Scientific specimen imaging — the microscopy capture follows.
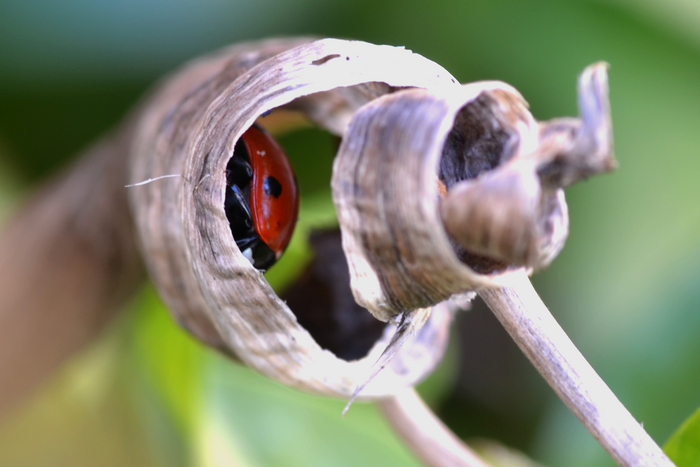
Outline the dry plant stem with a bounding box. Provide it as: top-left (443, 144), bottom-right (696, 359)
top-left (0, 130), bottom-right (144, 420)
top-left (479, 272), bottom-right (674, 467)
top-left (379, 387), bottom-right (492, 467)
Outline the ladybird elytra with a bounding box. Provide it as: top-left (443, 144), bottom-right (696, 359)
top-left (224, 123), bottom-right (299, 270)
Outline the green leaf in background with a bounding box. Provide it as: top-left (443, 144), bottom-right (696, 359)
top-left (197, 354), bottom-right (424, 467)
top-left (665, 406), bottom-right (700, 467)
top-left (0, 308), bottom-right (165, 467)
top-left (131, 288), bottom-right (431, 467)
top-left (471, 439), bottom-right (547, 467)
top-left (0, 145), bottom-right (24, 223)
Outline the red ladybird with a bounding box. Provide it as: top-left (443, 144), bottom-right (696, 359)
top-left (224, 123), bottom-right (299, 270)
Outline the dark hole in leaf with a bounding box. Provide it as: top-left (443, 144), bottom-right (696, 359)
top-left (439, 94), bottom-right (514, 274)
top-left (281, 229), bottom-right (387, 361)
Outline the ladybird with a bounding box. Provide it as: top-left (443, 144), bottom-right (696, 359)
top-left (224, 123), bottom-right (299, 270)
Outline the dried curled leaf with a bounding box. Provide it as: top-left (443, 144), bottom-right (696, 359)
top-left (128, 38), bottom-right (464, 398)
top-left (334, 63), bottom-right (613, 322)
top-left (127, 36), bottom-right (613, 400)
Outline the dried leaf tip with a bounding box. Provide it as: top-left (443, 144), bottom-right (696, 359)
top-left (441, 63), bottom-right (615, 272)
top-left (343, 308), bottom-right (432, 415)
top-left (339, 62), bottom-right (615, 407)
top-left (536, 62), bottom-right (616, 189)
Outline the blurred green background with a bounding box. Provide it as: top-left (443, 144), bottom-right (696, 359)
top-left (1, 0), bottom-right (700, 466)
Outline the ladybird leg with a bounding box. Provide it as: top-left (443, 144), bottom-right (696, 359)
top-left (251, 242), bottom-right (276, 270)
top-left (224, 184), bottom-right (254, 234)
top-left (226, 157), bottom-right (253, 188)
top-left (237, 236), bottom-right (273, 270)
top-left (235, 234), bottom-right (260, 252)
top-left (241, 247), bottom-right (255, 265)
top-left (224, 183), bottom-right (275, 270)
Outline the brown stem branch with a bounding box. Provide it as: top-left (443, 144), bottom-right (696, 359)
top-left (478, 271), bottom-right (674, 467)
top-left (379, 387), bottom-right (492, 467)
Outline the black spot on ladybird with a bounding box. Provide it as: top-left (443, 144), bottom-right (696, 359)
top-left (263, 176), bottom-right (283, 198)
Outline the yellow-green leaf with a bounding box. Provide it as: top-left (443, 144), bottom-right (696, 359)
top-left (665, 406), bottom-right (700, 467)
